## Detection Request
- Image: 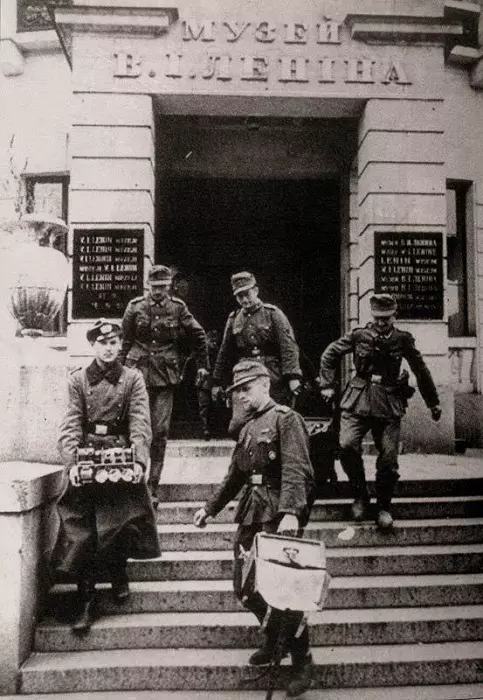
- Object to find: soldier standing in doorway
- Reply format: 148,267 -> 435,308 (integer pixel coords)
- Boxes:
194,360 -> 315,698
319,293 -> 442,530
120,265 -> 209,506
53,319 -> 160,635
211,271 -> 302,434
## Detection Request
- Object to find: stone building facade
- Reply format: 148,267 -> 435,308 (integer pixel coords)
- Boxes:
1,0 -> 483,452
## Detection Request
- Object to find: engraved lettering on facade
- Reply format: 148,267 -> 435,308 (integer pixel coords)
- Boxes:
345,58 -> 375,83
240,56 -> 269,81
182,20 -> 215,41
254,21 -> 276,43
279,57 -> 309,82
284,22 -> 308,44
318,57 -> 336,83
317,20 -> 341,44
165,53 -> 183,77
223,21 -> 250,42
202,52 -> 232,80
381,59 -> 412,85
114,51 -> 142,78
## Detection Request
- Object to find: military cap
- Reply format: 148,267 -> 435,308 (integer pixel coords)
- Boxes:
227,359 -> 270,392
148,264 -> 173,285
370,293 -> 397,317
231,271 -> 257,295
86,319 -> 122,344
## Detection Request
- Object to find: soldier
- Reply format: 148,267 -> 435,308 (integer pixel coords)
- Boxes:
120,265 -> 209,505
194,360 -> 315,698
212,271 -> 302,434
52,319 -> 160,636
319,293 -> 442,530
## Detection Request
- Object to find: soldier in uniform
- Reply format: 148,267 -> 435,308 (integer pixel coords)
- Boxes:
53,320 -> 160,635
194,360 -> 315,698
319,293 -> 442,530
212,271 -> 302,434
120,265 -> 209,504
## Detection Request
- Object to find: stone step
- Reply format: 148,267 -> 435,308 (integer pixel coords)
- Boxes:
159,478 -> 483,502
8,686 -> 483,700
20,642 -> 483,693
125,544 -> 483,581
166,440 -> 235,458
156,496 -> 483,524
47,573 -> 483,616
35,605 -> 483,652
155,518 -> 483,551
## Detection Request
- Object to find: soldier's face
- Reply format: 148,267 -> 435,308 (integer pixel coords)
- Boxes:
233,376 -> 270,412
373,314 -> 395,334
149,282 -> 171,301
235,286 -> 259,310
94,336 -> 121,364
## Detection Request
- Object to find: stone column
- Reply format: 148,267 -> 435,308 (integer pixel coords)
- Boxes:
355,98 -> 454,452
68,92 -> 155,353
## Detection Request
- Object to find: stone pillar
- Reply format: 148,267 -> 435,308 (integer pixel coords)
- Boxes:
68,92 -> 155,353
356,98 -> 454,452
476,183 -> 483,392
0,462 -> 63,694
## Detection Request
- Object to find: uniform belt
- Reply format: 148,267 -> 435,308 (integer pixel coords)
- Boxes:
249,473 -> 281,488
85,422 -> 126,437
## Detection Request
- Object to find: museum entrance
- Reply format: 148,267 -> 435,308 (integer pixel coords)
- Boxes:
159,176 -> 341,437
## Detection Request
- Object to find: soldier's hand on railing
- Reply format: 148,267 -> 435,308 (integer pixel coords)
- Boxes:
320,387 -> 335,404
288,378 -> 302,396
133,462 -> 144,484
277,513 -> 299,536
430,405 -> 442,422
193,507 -> 208,528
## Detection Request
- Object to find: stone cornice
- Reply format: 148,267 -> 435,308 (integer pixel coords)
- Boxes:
54,5 -> 179,67
344,14 -> 463,44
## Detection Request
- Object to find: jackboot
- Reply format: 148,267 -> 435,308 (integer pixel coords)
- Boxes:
376,499 -> 394,530
72,577 -> 96,637
287,653 -> 314,697
110,563 -> 130,604
248,631 -> 289,666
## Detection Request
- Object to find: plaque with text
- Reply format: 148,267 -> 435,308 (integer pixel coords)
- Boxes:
374,233 -> 443,320
72,229 -> 144,319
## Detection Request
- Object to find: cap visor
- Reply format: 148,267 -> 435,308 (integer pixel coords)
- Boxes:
371,309 -> 396,317
227,373 -> 261,392
233,283 -> 255,295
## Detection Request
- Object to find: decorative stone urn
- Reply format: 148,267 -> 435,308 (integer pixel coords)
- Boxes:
0,213 -> 70,336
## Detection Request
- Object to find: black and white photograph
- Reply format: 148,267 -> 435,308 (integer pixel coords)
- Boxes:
0,1 -> 482,698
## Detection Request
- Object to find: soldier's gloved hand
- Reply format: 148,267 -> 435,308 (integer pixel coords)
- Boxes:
211,385 -> 223,403
196,368 -> 209,388
133,462 -> 144,484
277,514 -> 299,535
68,466 -> 81,487
193,507 -> 208,529
430,405 -> 442,422
320,387 -> 335,403
288,378 -> 302,396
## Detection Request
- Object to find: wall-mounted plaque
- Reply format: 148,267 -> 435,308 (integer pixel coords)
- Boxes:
374,233 -> 443,320
72,229 -> 144,319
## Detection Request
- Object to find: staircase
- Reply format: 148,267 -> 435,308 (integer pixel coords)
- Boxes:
19,443 -> 483,696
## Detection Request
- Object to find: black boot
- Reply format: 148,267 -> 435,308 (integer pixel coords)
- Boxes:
248,632 -> 289,666
376,499 -> 394,530
110,563 -> 130,604
287,626 -> 313,697
72,578 -> 96,637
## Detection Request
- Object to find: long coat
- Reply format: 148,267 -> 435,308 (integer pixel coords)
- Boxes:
212,301 -> 301,404
52,361 -> 160,577
205,401 -> 315,526
120,294 -> 208,388
319,324 -> 439,418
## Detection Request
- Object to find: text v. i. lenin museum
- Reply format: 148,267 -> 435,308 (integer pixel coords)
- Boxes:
1,0 -> 483,454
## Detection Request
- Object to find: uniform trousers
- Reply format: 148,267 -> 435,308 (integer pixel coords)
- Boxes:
339,411 -> 401,505
233,519 -> 309,661
148,386 -> 174,495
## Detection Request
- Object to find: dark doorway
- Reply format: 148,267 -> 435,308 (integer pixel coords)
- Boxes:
159,177 -> 340,436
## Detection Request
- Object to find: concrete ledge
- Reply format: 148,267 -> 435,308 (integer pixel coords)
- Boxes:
0,462 -> 63,513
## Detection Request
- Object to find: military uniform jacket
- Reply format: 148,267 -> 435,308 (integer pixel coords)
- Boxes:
212,301 -> 302,388
58,362 -> 152,469
319,324 -> 439,418
120,294 -> 209,388
205,401 -> 314,525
